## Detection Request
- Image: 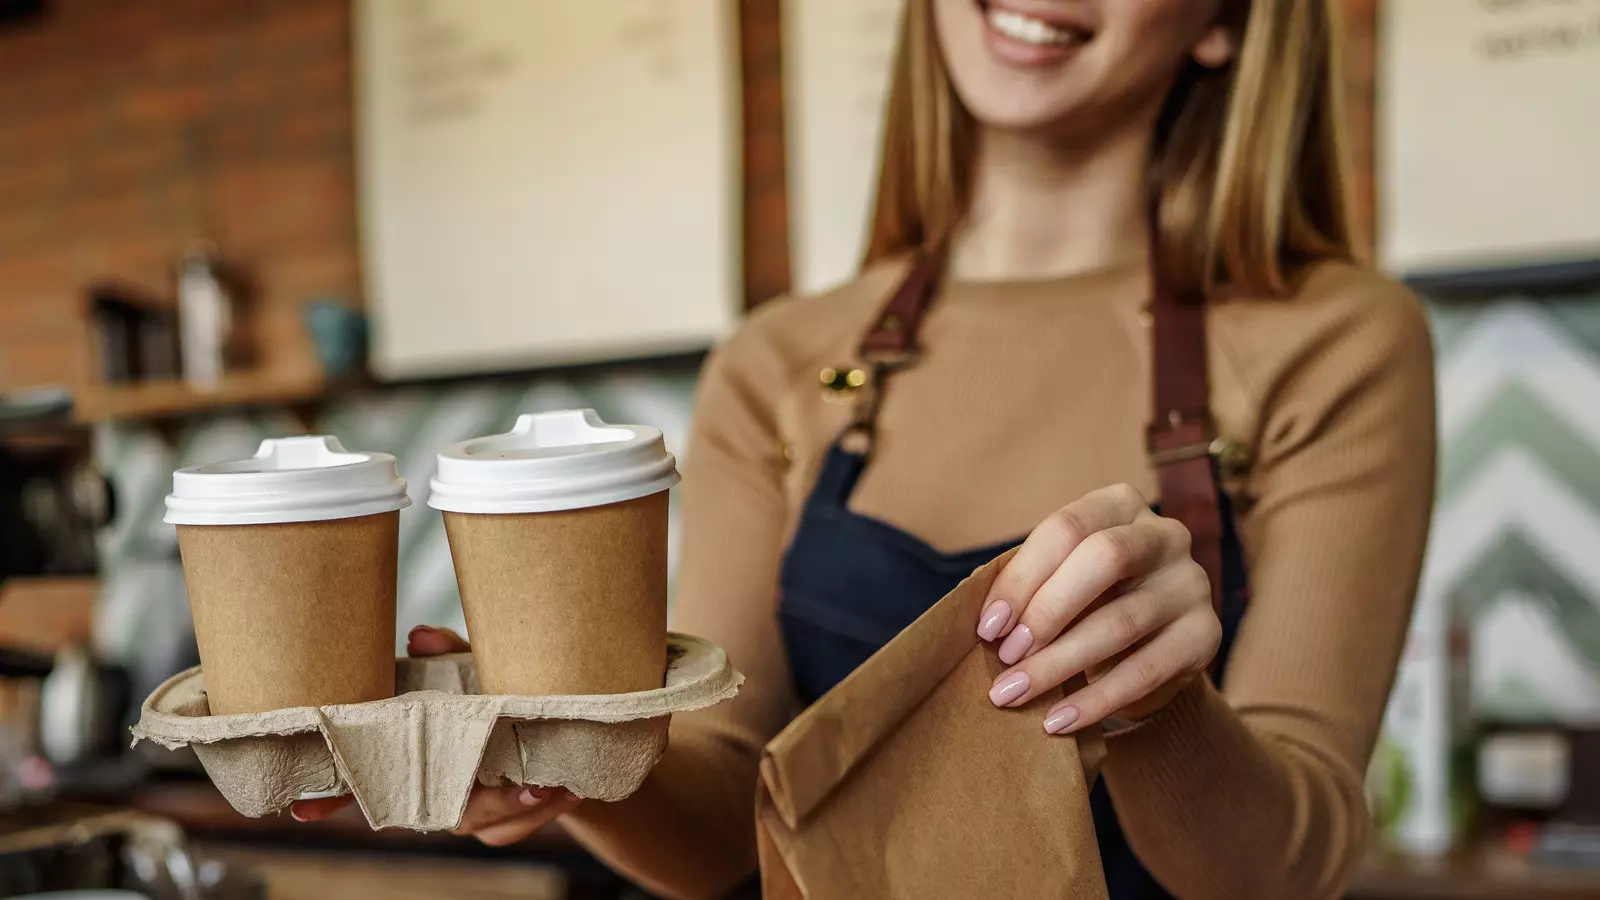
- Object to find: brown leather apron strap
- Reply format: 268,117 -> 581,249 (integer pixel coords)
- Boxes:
854,244 -> 1226,615
859,250 -> 943,361
847,250 -> 944,440
1147,271 -> 1225,616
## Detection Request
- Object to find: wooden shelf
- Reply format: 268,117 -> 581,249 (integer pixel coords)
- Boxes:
1348,841 -> 1600,899
124,781 -> 580,854
110,783 -> 1600,899
0,576 -> 97,652
72,369 -> 327,424
0,426 -> 90,454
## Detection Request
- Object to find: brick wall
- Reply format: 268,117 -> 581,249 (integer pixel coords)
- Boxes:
0,0 -> 357,391
0,0 -> 1375,393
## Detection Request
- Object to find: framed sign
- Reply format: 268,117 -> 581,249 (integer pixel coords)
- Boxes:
1378,0 -> 1600,290
355,0 -> 740,379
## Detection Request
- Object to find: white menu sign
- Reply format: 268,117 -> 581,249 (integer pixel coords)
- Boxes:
356,0 -> 740,379
1379,0 -> 1600,279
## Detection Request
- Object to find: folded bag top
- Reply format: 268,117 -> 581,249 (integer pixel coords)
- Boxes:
757,549 -> 1110,900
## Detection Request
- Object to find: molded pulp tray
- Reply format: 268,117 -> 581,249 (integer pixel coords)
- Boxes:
130,634 -> 742,831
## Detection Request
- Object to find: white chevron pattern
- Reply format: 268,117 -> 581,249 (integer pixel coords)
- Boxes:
1421,299 -> 1600,722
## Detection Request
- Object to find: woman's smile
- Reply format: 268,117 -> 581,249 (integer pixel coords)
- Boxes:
977,0 -> 1094,68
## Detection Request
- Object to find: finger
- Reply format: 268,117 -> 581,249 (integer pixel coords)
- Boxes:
452,783 -> 548,834
289,794 -> 355,822
980,483 -> 1146,643
1005,520 -> 1172,662
1041,615 -> 1218,734
987,584 -> 1183,708
408,625 -> 471,656
472,793 -> 582,847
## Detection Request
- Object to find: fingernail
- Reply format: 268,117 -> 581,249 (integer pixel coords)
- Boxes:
518,788 -> 547,808
1044,705 -> 1081,734
977,600 -> 1011,641
997,623 -> 1033,665
289,806 -> 307,823
409,625 -> 435,637
988,671 -> 1030,706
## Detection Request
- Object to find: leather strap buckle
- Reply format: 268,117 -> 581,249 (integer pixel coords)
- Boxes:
1148,440 -> 1214,468
1146,407 -> 1215,468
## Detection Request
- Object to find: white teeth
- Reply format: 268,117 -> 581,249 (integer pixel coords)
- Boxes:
986,8 -> 1081,47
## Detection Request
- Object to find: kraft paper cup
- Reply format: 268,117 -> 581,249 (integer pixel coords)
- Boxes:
429,409 -> 680,697
165,436 -> 410,716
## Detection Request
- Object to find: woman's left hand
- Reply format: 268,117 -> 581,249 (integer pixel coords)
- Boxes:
977,483 -> 1221,733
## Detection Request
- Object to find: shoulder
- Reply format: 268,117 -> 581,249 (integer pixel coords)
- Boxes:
708,256 -> 913,385
1288,262 -> 1429,339
1212,260 -> 1433,399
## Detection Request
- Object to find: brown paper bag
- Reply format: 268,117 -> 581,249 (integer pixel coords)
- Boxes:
757,549 -> 1109,900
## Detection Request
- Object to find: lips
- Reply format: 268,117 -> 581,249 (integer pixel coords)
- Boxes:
976,0 -> 1093,67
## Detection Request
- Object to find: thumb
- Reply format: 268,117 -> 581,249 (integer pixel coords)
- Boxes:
407,625 -> 471,657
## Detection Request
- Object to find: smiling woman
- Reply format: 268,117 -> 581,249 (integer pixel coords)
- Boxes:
299,3 -> 1434,899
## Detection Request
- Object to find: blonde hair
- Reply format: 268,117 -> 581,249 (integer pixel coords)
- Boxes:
862,0 -> 1356,297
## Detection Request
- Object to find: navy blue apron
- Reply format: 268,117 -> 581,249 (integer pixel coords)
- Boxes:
771,249 -> 1249,899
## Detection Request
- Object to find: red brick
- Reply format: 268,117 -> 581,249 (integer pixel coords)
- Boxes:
225,68 -> 280,109
1,335 -> 89,392
250,4 -> 346,62
68,234 -> 181,285
276,106 -> 352,154
295,52 -> 352,101
0,253 -> 73,290
117,81 -> 212,125
75,139 -> 186,188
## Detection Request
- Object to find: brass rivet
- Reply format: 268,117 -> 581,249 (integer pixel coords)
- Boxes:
880,313 -> 901,332
1137,310 -> 1153,328
782,443 -> 796,462
820,364 -> 861,404
1209,438 -> 1251,477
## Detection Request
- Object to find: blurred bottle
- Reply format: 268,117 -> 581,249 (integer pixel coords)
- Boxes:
176,243 -> 251,389
1369,590 -> 1477,856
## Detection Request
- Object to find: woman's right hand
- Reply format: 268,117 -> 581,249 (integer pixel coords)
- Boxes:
289,625 -> 584,845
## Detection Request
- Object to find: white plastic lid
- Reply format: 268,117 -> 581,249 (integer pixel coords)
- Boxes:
428,409 -> 680,514
164,436 -> 411,526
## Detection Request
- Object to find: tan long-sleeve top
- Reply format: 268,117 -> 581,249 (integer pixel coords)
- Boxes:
563,256 -> 1437,900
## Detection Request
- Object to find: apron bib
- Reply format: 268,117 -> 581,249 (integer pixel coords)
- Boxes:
773,248 -> 1249,899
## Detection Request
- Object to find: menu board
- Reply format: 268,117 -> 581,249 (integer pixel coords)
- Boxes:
1379,0 -> 1600,281
783,0 -> 906,294
356,0 -> 740,379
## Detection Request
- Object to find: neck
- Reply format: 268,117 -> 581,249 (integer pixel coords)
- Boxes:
948,119 -> 1154,282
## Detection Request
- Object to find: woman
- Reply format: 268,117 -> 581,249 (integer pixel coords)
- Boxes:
300,1 -> 1436,897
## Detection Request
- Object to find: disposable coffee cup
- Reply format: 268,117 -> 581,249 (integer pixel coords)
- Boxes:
429,409 -> 680,697
165,436 -> 410,716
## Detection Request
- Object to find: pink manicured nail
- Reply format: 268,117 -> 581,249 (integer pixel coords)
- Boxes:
518,788 -> 547,807
997,623 -> 1033,665
977,600 -> 1011,641
1044,705 -> 1081,734
989,671 -> 1030,706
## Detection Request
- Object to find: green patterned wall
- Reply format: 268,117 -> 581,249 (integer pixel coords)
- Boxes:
1424,294 -> 1600,723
